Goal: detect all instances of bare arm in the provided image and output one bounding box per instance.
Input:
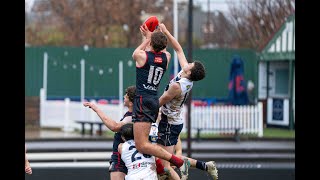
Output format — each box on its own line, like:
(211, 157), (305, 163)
(164, 50), (171, 70)
(118, 143), (123, 154)
(132, 25), (151, 66)
(159, 23), (188, 68)
(83, 102), (128, 132)
(159, 82), (181, 107)
(132, 39), (149, 66)
(156, 110), (161, 124)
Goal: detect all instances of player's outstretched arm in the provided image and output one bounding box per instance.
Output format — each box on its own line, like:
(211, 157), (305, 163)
(25, 145), (32, 174)
(159, 23), (188, 69)
(132, 24), (151, 66)
(83, 102), (128, 132)
(159, 82), (181, 107)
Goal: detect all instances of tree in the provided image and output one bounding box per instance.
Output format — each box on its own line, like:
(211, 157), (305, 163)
(25, 0), (174, 48)
(227, 0), (295, 49)
(209, 11), (239, 48)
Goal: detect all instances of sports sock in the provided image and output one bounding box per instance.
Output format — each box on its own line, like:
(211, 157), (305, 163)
(196, 160), (207, 171)
(156, 158), (165, 174)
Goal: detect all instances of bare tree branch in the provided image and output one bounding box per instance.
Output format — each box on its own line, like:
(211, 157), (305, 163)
(227, 0), (294, 49)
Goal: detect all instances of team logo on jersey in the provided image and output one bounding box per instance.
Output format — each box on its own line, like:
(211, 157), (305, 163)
(186, 85), (191, 90)
(132, 163), (141, 169)
(154, 56), (163, 64)
(150, 136), (157, 142)
(143, 84), (157, 91)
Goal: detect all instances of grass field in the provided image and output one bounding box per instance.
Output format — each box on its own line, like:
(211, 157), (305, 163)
(179, 127), (295, 139)
(262, 127), (295, 138)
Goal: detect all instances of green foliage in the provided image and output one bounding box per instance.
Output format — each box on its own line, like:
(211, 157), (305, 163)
(25, 25), (65, 46)
(44, 31), (65, 45)
(108, 25), (128, 48)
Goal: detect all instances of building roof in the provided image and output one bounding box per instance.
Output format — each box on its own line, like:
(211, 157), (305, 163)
(260, 14), (295, 61)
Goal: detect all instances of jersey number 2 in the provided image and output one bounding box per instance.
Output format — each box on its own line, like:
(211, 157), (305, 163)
(129, 145), (151, 162)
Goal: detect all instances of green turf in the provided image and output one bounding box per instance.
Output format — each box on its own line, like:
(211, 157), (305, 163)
(179, 127), (295, 139)
(262, 128), (295, 138)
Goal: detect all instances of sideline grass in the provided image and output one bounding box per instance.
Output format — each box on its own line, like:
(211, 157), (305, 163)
(179, 127), (295, 139)
(262, 128), (295, 138)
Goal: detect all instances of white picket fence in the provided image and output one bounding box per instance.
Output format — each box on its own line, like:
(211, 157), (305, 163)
(186, 103), (263, 137)
(40, 90), (263, 137)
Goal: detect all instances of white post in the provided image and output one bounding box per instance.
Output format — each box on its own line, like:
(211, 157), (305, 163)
(63, 98), (71, 132)
(80, 59), (85, 120)
(240, 106), (245, 133)
(231, 106), (235, 131)
(43, 52), (48, 100)
(80, 59), (85, 102)
(258, 102), (263, 137)
(257, 104), (260, 134)
(245, 106), (251, 133)
(173, 0), (179, 76)
(222, 107), (226, 129)
(39, 88), (45, 127)
(213, 106), (217, 130)
(119, 61), (123, 117)
(226, 106), (231, 133)
(235, 106), (240, 131)
(250, 106), (255, 134)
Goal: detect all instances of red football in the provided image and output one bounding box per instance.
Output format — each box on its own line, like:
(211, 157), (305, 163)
(143, 16), (159, 32)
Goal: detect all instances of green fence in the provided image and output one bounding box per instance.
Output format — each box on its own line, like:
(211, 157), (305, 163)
(25, 46), (258, 100)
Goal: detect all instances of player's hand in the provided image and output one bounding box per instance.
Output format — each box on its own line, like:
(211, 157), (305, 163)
(158, 23), (168, 34)
(83, 102), (97, 111)
(25, 162), (32, 174)
(140, 24), (151, 39)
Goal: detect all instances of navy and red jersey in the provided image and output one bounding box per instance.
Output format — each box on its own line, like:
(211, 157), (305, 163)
(110, 111), (133, 163)
(136, 51), (168, 96)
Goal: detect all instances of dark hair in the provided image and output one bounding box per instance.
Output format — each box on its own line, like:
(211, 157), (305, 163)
(150, 31), (167, 52)
(189, 61), (206, 81)
(125, 86), (136, 103)
(120, 123), (134, 141)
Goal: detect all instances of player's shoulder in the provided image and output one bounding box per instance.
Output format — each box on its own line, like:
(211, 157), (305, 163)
(165, 51), (171, 59)
(161, 49), (170, 58)
(125, 139), (135, 146)
(179, 79), (193, 91)
(169, 82), (182, 92)
(133, 49), (147, 59)
(121, 141), (129, 151)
